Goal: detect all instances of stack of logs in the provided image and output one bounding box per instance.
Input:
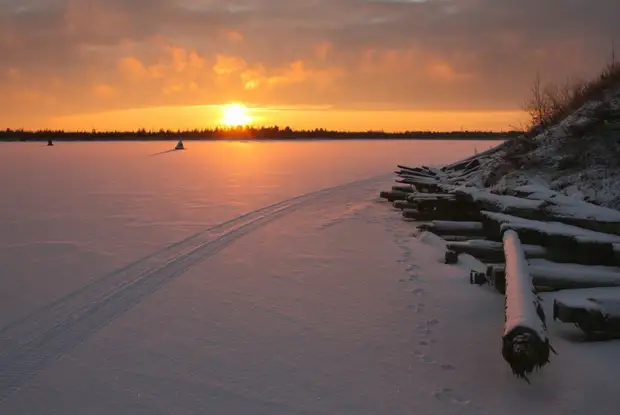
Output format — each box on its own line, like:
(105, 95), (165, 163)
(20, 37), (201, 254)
(379, 155), (620, 382)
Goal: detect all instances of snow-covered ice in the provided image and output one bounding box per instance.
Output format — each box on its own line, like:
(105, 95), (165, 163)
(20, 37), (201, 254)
(1, 140), (619, 414)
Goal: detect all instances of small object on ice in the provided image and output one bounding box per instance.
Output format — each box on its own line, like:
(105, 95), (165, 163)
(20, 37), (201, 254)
(175, 139), (185, 150)
(47, 139), (53, 146)
(444, 250), (459, 264)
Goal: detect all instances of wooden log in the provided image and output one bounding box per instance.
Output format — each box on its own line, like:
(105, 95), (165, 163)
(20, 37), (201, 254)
(502, 230), (553, 382)
(441, 142), (508, 172)
(379, 190), (410, 202)
(442, 235), (489, 242)
(445, 250), (458, 264)
(473, 185), (620, 236)
(395, 169), (437, 179)
(392, 185), (414, 193)
(396, 178), (442, 193)
(485, 265), (506, 294)
(452, 187), (546, 218)
(403, 208), (480, 222)
(396, 172), (437, 182)
(402, 209), (453, 221)
(553, 297), (620, 337)
(393, 200), (417, 210)
(446, 239), (548, 263)
(487, 260), (620, 291)
(397, 165), (438, 176)
(481, 211), (620, 265)
(417, 221), (484, 236)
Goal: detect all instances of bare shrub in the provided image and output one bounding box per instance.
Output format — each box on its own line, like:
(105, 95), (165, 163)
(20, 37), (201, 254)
(523, 42), (620, 133)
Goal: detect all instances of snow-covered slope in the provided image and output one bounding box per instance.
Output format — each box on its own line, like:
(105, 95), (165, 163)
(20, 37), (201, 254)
(463, 84), (620, 208)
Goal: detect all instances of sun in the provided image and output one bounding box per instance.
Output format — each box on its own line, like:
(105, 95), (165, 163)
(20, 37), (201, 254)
(221, 103), (252, 126)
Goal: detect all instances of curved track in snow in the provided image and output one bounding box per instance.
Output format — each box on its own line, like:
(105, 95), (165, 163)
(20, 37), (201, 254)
(0, 174), (388, 402)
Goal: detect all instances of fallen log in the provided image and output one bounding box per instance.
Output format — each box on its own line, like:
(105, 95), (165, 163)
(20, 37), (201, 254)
(486, 185), (620, 236)
(417, 221), (485, 236)
(396, 172), (437, 182)
(403, 208), (480, 222)
(379, 190), (410, 202)
(396, 178), (443, 193)
(487, 260), (620, 291)
(402, 209), (463, 221)
(392, 185), (414, 193)
(395, 170), (437, 179)
(481, 211), (620, 265)
(397, 165), (438, 177)
(407, 193), (457, 201)
(441, 142), (508, 172)
(485, 264), (506, 294)
(442, 235), (489, 242)
(393, 200), (417, 210)
(408, 193), (467, 207)
(451, 187), (546, 218)
(445, 239), (548, 263)
(445, 250), (459, 264)
(553, 296), (620, 337)
(502, 230), (553, 383)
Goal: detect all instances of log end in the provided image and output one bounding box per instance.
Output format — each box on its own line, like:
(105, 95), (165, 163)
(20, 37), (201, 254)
(445, 250), (459, 264)
(502, 327), (552, 383)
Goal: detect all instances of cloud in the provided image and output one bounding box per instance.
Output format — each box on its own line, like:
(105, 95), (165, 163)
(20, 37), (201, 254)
(1, 0), (620, 127)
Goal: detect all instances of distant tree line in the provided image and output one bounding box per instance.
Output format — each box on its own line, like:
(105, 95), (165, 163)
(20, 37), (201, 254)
(0, 125), (521, 141)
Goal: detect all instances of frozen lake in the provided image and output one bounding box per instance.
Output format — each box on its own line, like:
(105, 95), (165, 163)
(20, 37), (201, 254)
(2, 139), (618, 415)
(0, 139), (497, 327)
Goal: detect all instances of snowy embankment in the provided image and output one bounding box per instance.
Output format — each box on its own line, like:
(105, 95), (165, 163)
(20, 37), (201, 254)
(380, 89), (620, 389)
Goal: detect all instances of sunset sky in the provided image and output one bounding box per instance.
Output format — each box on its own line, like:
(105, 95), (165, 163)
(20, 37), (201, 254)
(1, 0), (619, 131)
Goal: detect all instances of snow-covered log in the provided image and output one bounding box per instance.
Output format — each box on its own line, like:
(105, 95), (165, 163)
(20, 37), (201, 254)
(395, 170), (437, 179)
(393, 200), (417, 210)
(403, 208), (479, 222)
(440, 141), (508, 171)
(481, 211), (620, 265)
(502, 230), (553, 382)
(553, 296), (620, 336)
(417, 221), (485, 236)
(446, 239), (547, 263)
(391, 185), (414, 193)
(397, 165), (438, 177)
(395, 177), (442, 193)
(379, 190), (410, 202)
(488, 260), (620, 291)
(442, 235), (489, 242)
(406, 192), (455, 201)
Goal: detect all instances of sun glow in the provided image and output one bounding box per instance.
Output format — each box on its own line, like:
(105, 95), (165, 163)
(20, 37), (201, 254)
(220, 103), (253, 126)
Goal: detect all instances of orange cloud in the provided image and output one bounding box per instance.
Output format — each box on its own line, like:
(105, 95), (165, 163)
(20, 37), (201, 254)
(6, 68), (21, 81)
(93, 84), (117, 99)
(117, 57), (149, 81)
(240, 60), (343, 90)
(220, 29), (245, 43)
(359, 48), (419, 73)
(427, 62), (473, 82)
(314, 42), (333, 61)
(12, 89), (57, 106)
(213, 55), (248, 75)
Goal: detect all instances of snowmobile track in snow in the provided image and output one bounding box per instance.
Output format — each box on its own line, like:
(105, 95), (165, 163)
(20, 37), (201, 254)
(0, 174), (387, 402)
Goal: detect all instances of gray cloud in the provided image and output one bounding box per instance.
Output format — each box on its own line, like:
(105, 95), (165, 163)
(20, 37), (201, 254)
(1, 0), (619, 125)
